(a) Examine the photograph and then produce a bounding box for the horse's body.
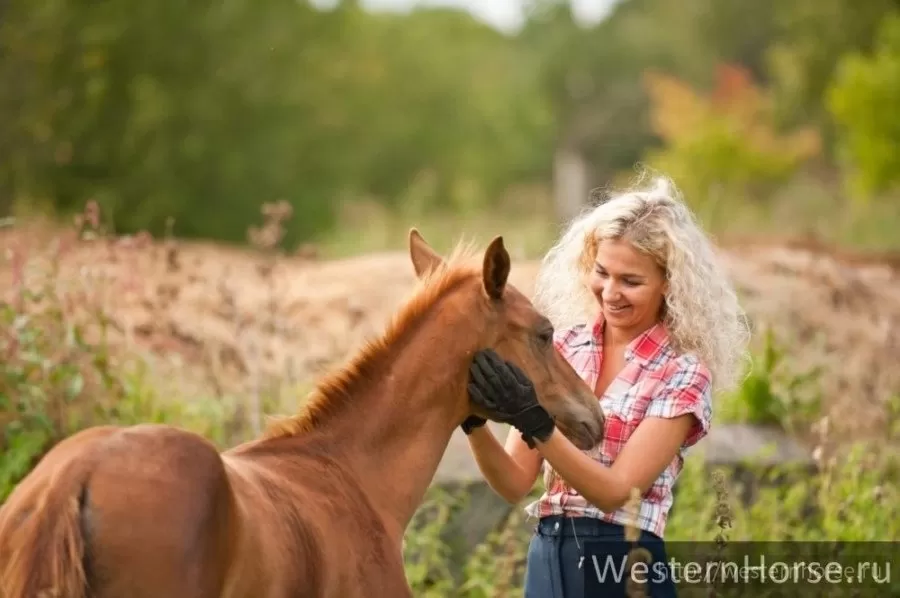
[0,230,605,598]
[11,424,412,598]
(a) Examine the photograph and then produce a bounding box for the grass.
[2,179,900,595]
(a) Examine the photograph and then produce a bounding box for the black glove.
[466,349,555,448]
[461,414,486,434]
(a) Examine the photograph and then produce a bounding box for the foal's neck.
[331,302,474,543]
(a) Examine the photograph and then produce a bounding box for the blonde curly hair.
[533,173,751,394]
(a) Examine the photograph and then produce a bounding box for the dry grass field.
[3,215,899,450]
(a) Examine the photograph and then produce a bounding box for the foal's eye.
[537,328,553,346]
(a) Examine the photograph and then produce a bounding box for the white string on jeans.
[571,518,584,569]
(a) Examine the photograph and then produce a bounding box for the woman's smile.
[603,302,632,315]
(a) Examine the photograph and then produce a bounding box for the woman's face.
[588,238,667,337]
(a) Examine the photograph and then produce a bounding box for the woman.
[462,174,750,597]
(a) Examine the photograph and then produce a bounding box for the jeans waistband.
[536,515,622,538]
[535,515,663,542]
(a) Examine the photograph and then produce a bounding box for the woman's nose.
[603,282,621,300]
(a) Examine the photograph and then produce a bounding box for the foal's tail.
[0,451,92,598]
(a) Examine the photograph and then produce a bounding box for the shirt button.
[554,522,560,530]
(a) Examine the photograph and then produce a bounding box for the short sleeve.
[645,355,713,448]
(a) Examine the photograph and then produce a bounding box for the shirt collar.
[589,312,670,364]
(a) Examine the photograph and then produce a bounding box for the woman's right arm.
[466,425,543,504]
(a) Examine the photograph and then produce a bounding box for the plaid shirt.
[523,314,712,538]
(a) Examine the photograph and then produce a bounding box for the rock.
[684,422,817,508]
[692,422,812,466]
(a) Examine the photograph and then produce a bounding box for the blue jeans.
[523,515,677,598]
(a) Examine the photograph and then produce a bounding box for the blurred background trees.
[1,0,898,248]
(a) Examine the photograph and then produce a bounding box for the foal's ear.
[482,235,510,300]
[408,228,445,278]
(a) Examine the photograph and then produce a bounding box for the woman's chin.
[603,307,633,321]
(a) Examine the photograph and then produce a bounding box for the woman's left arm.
[533,359,713,513]
[533,415,695,512]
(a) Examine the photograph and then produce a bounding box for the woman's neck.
[602,317,658,351]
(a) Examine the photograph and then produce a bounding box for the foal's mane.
[263,240,483,440]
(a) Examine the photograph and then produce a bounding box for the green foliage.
[404,487,458,597]
[765,0,897,142]
[0,0,554,246]
[1,230,121,500]
[718,328,822,432]
[400,445,899,595]
[665,444,900,542]
[827,12,900,200]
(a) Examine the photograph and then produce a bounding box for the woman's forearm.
[531,414,696,514]
[466,427,538,504]
[534,428,631,512]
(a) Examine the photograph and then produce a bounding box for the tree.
[827,12,900,200]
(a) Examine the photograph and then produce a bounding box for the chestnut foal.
[0,229,604,598]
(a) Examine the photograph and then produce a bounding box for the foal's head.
[409,229,605,450]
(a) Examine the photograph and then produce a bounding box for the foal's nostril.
[581,421,593,441]
[586,405,605,441]
[571,420,599,450]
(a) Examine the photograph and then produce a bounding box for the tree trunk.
[552,145,588,224]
